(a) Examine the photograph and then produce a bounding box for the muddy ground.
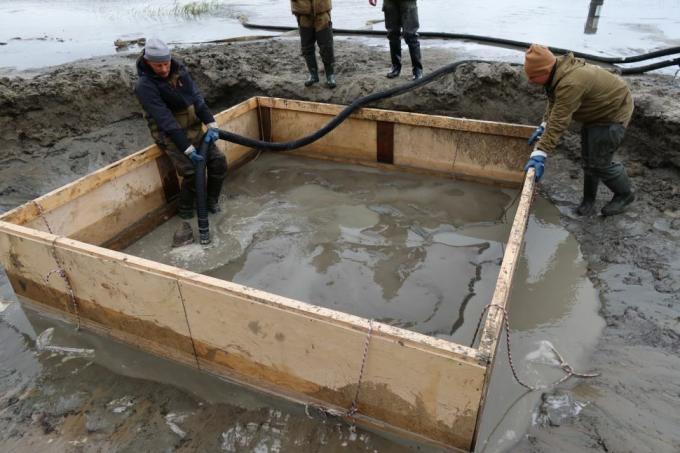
[1,37,679,452]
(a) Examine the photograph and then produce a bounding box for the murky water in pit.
[1,154,604,452]
[126,153,514,341]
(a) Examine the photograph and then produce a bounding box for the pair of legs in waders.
[298,15,336,88]
[154,112,227,222]
[577,124,635,217]
[384,0,423,80]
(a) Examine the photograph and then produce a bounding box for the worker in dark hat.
[134,38,227,223]
[291,0,337,88]
[368,0,423,80]
[523,44,635,216]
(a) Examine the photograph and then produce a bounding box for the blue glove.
[184,145,204,164]
[524,150,547,181]
[204,122,220,144]
[528,121,546,145]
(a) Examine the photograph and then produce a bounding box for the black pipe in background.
[215,59,495,151]
[242,22,680,73]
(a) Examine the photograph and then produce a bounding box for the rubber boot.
[316,27,337,89]
[303,53,319,87]
[575,173,600,216]
[386,40,402,78]
[407,40,423,81]
[172,221,194,248]
[177,178,195,219]
[206,175,223,214]
[324,65,337,89]
[601,171,635,216]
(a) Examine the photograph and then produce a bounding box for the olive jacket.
[537,53,634,152]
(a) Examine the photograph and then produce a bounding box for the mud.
[1,37,679,452]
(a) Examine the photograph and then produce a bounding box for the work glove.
[184,145,204,164]
[527,121,546,146]
[204,122,220,144]
[524,149,547,181]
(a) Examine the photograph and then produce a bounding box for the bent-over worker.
[523,44,635,216]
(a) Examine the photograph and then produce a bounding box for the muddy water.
[122,153,603,451]
[127,154,514,338]
[1,0,678,71]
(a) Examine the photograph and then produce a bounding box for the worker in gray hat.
[134,38,227,223]
[368,0,423,80]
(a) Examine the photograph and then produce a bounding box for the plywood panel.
[214,103,260,165]
[180,277,485,450]
[0,224,195,360]
[22,159,165,243]
[394,124,529,184]
[258,97,533,139]
[270,109,377,162]
[0,146,162,226]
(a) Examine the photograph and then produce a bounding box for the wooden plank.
[0,226,196,358]
[376,121,394,164]
[214,106,260,166]
[0,145,162,226]
[393,124,528,184]
[180,276,485,451]
[257,97,534,138]
[477,170,535,357]
[280,150,521,189]
[22,158,166,244]
[471,170,535,450]
[270,109,377,161]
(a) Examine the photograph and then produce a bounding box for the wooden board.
[259,97,533,186]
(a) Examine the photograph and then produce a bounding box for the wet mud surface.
[1,38,679,452]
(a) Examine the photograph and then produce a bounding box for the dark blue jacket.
[134,56,215,152]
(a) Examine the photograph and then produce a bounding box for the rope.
[470,304,599,391]
[34,201,81,330]
[348,320,374,423]
[303,319,374,429]
[176,281,201,370]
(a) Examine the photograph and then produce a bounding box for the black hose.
[619,57,680,75]
[243,22,680,69]
[215,59,493,151]
[189,59,485,243]
[196,141,211,245]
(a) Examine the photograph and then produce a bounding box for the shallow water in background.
[0,0,678,70]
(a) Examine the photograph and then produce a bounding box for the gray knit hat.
[144,38,171,62]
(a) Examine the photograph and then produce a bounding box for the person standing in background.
[291,0,337,88]
[369,0,423,80]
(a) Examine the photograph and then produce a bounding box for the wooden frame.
[0,97,535,452]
